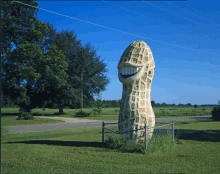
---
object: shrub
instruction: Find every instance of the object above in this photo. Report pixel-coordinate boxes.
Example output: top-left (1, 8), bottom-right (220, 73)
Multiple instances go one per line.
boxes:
top-left (74, 110), bottom-right (90, 117)
top-left (104, 133), bottom-right (146, 154)
top-left (91, 99), bottom-right (102, 116)
top-left (160, 110), bottom-right (169, 116)
top-left (211, 106), bottom-right (220, 121)
top-left (17, 110), bottom-right (34, 120)
top-left (114, 109), bottom-right (119, 114)
top-left (104, 129), bottom-right (180, 155)
top-left (93, 108), bottom-right (102, 116)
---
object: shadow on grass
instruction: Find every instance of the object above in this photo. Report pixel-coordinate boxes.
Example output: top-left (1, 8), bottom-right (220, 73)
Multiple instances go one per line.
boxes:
top-left (2, 129), bottom-right (220, 149)
top-left (173, 129), bottom-right (220, 142)
top-left (117, 128), bottom-right (220, 143)
top-left (3, 140), bottom-right (103, 148)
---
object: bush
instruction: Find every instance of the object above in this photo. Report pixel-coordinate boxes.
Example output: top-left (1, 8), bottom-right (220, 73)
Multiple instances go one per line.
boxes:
top-left (92, 99), bottom-right (102, 116)
top-left (74, 110), bottom-right (90, 117)
top-left (114, 109), bottom-right (119, 113)
top-left (104, 133), bottom-right (146, 154)
top-left (17, 111), bottom-right (34, 120)
top-left (104, 129), bottom-right (179, 155)
top-left (93, 108), bottom-right (102, 116)
top-left (211, 106), bottom-right (220, 121)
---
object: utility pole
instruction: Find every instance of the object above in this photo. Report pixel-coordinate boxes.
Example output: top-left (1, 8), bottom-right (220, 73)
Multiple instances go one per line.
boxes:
top-left (80, 70), bottom-right (83, 111)
top-left (0, 0), bottom-right (2, 115)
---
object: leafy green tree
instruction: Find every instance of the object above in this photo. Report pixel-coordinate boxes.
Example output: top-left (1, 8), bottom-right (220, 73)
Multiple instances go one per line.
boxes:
top-left (178, 103), bottom-right (184, 107)
top-left (1, 0), bottom-right (59, 114)
top-left (1, 0), bottom-right (49, 57)
top-left (37, 26), bottom-right (83, 113)
top-left (151, 100), bottom-right (156, 107)
top-left (39, 28), bottom-right (109, 113)
top-left (194, 104), bottom-right (197, 108)
top-left (161, 102), bottom-right (167, 107)
top-left (92, 98), bottom-right (102, 116)
top-left (156, 103), bottom-right (161, 107)
top-left (1, 94), bottom-right (18, 108)
top-left (187, 103), bottom-right (192, 107)
top-left (68, 42), bottom-right (110, 111)
top-left (3, 41), bottom-right (68, 115)
top-left (117, 99), bottom-right (121, 108)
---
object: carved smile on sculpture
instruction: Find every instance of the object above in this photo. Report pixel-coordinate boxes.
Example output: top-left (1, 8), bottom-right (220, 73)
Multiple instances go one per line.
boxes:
top-left (118, 63), bottom-right (146, 84)
top-left (117, 40), bottom-right (156, 143)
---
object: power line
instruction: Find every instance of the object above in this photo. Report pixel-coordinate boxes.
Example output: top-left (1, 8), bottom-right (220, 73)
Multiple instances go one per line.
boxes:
top-left (103, 0), bottom-right (218, 44)
top-left (164, 0), bottom-right (218, 26)
top-left (142, 0), bottom-right (202, 26)
top-left (185, 4), bottom-right (201, 12)
top-left (186, 3), bottom-right (219, 26)
top-left (12, 0), bottom-right (220, 56)
top-left (102, 0), bottom-right (171, 26)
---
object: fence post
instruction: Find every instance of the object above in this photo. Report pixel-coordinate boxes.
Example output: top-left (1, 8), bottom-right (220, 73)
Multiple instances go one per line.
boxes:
top-left (172, 121), bottom-right (174, 142)
top-left (145, 123), bottom-right (147, 149)
top-left (102, 122), bottom-right (105, 147)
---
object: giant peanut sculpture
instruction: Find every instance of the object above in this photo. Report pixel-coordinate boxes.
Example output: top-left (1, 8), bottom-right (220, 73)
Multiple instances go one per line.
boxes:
top-left (118, 41), bottom-right (155, 142)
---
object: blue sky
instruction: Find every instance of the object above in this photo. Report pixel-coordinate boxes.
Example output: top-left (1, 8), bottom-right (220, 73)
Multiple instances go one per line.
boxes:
top-left (28, 0), bottom-right (220, 105)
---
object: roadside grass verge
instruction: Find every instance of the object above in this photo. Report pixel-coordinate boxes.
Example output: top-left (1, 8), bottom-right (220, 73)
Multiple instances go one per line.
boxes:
top-left (1, 117), bottom-right (66, 127)
top-left (1, 107), bottom-right (213, 121)
top-left (2, 113), bottom-right (215, 128)
top-left (1, 119), bottom-right (220, 173)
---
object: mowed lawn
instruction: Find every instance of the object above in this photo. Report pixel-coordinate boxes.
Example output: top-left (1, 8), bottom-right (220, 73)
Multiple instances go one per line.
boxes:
top-left (1, 106), bottom-right (213, 122)
top-left (1, 110), bottom-right (220, 174)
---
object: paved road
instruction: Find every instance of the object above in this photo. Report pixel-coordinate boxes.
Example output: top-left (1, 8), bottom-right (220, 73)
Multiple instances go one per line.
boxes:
top-left (3, 115), bottom-right (213, 134)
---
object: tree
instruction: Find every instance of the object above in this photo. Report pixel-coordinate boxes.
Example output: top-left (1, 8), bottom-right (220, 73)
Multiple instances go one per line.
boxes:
top-left (32, 25), bottom-right (82, 113)
top-left (91, 98), bottom-right (102, 116)
top-left (187, 103), bottom-right (192, 107)
top-left (156, 103), bottom-right (161, 107)
top-left (72, 42), bottom-right (110, 110)
top-left (3, 41), bottom-right (68, 113)
top-left (39, 28), bottom-right (109, 113)
top-left (1, 0), bottom-right (62, 113)
top-left (172, 103), bottom-right (176, 107)
top-left (194, 104), bottom-right (197, 108)
top-left (161, 102), bottom-right (167, 107)
top-left (151, 100), bottom-right (156, 107)
top-left (178, 103), bottom-right (184, 107)
top-left (1, 0), bottom-right (50, 57)
top-left (1, 94), bottom-right (18, 108)
top-left (117, 99), bottom-right (121, 108)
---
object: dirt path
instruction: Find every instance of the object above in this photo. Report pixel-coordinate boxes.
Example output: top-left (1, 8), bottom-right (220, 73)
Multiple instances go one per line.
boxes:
top-left (4, 115), bottom-right (213, 134)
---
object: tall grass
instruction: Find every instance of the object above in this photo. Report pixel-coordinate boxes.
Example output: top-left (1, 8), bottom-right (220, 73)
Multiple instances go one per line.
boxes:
top-left (104, 126), bottom-right (181, 154)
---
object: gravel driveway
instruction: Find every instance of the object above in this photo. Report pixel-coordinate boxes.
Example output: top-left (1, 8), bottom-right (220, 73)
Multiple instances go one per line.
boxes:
top-left (3, 115), bottom-right (213, 135)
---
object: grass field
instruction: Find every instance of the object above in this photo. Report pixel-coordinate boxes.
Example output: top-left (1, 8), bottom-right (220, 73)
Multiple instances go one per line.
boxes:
top-left (1, 106), bottom-right (213, 121)
top-left (1, 117), bottom-right (220, 173)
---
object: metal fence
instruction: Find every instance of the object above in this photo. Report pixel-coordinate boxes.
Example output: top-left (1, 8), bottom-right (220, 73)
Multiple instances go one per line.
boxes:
top-left (102, 121), bottom-right (174, 149)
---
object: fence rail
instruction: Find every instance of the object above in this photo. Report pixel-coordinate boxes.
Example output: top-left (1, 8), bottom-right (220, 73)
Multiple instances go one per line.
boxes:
top-left (102, 121), bottom-right (174, 149)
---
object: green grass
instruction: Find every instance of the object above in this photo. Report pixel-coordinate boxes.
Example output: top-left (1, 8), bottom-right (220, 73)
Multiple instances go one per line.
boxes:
top-left (1, 119), bottom-right (220, 173)
top-left (1, 106), bottom-right (213, 121)
top-left (1, 115), bottom-right (169, 127)
top-left (1, 117), bottom-right (66, 126)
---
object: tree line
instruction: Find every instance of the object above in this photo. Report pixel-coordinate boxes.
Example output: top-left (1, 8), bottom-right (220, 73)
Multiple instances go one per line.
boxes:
top-left (1, 0), bottom-right (109, 114)
top-left (3, 95), bottom-right (215, 109)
